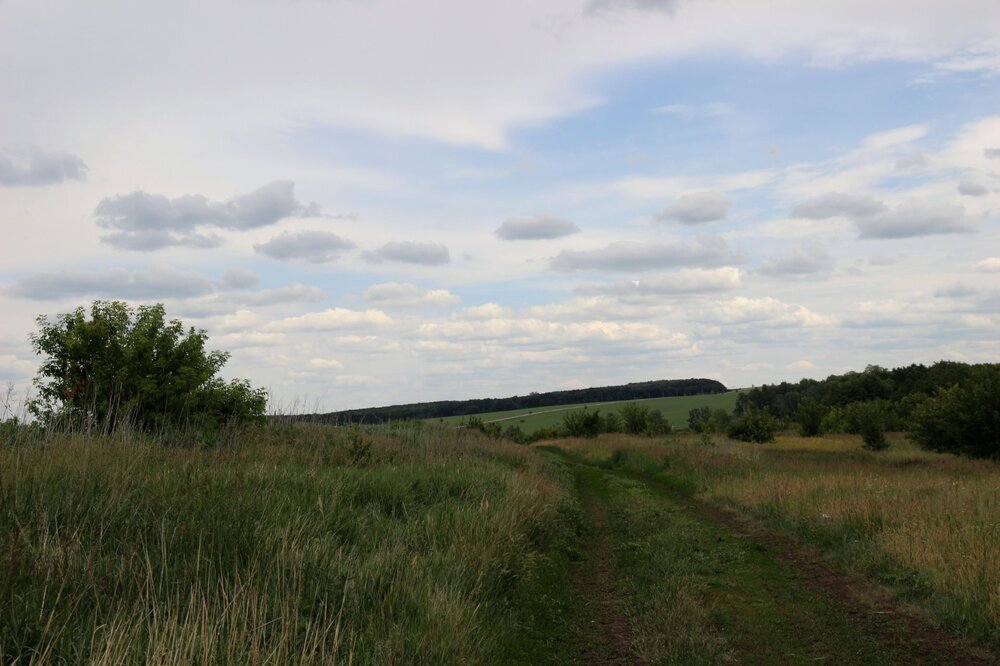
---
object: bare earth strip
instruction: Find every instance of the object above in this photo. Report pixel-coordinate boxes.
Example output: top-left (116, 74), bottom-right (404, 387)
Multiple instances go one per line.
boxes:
top-left (569, 470), bottom-right (647, 665)
top-left (548, 446), bottom-right (997, 665)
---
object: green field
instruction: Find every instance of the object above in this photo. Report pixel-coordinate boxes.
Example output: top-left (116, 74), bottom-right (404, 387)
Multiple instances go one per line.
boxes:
top-left (433, 391), bottom-right (740, 432)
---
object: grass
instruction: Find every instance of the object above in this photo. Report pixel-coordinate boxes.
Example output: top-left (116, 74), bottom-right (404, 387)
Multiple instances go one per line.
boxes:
top-left (432, 391), bottom-right (739, 432)
top-left (0, 423), bottom-right (579, 664)
top-left (551, 432), bottom-right (1000, 651)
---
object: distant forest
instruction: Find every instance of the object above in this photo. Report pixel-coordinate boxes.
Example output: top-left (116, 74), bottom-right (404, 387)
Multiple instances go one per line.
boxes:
top-left (302, 378), bottom-right (728, 424)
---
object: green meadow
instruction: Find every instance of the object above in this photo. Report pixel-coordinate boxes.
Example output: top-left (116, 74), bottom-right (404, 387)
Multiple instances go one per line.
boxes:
top-left (432, 391), bottom-right (740, 432)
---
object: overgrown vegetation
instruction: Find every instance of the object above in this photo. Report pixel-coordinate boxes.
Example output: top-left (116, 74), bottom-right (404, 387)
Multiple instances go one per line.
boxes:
top-left (0, 423), bottom-right (578, 664)
top-left (739, 361), bottom-right (1000, 458)
top-left (554, 434), bottom-right (1000, 651)
top-left (28, 301), bottom-right (266, 434)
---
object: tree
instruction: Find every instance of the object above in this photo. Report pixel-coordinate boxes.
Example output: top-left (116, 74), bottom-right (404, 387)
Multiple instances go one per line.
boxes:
top-left (796, 397), bottom-right (826, 437)
top-left (29, 301), bottom-right (266, 432)
top-left (563, 409), bottom-right (602, 438)
top-left (909, 366), bottom-right (1000, 459)
top-left (727, 407), bottom-right (778, 443)
top-left (620, 403), bottom-right (650, 435)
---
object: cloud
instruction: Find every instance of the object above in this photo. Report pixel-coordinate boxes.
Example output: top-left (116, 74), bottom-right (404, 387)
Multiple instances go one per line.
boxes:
top-left (495, 215), bottom-right (580, 240)
top-left (958, 180), bottom-right (989, 196)
top-left (934, 283), bottom-right (978, 298)
top-left (459, 303), bottom-right (511, 320)
top-left (653, 103), bottom-right (732, 120)
top-left (266, 308), bottom-right (393, 333)
top-left (585, 0), bottom-right (681, 15)
top-left (861, 124), bottom-right (928, 150)
top-left (693, 297), bottom-right (835, 328)
top-left (220, 269), bottom-right (259, 290)
top-left (5, 267), bottom-right (215, 300)
top-left (363, 241), bottom-right (450, 265)
top-left (254, 230), bottom-right (355, 263)
top-left (308, 357), bottom-right (344, 370)
top-left (0, 355), bottom-right (36, 381)
top-left (0, 146), bottom-right (87, 186)
top-left (791, 192), bottom-right (886, 219)
top-left (550, 234), bottom-right (740, 272)
top-left (855, 199), bottom-right (975, 239)
top-left (984, 148), bottom-right (1000, 159)
top-left (229, 284), bottom-right (325, 306)
top-left (757, 246), bottom-right (835, 277)
top-left (655, 191), bottom-right (730, 224)
top-left (579, 267), bottom-right (742, 296)
top-left (363, 282), bottom-right (460, 308)
top-left (972, 257), bottom-right (1000, 273)
top-left (95, 181), bottom-right (317, 250)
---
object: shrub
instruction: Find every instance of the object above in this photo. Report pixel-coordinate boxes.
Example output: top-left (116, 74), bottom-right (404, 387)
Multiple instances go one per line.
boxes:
top-left (620, 403), bottom-right (650, 435)
top-left (563, 409), bottom-right (602, 438)
top-left (796, 397), bottom-right (826, 437)
top-left (645, 410), bottom-right (672, 436)
top-left (602, 411), bottom-right (622, 433)
top-left (851, 401), bottom-right (889, 451)
top-left (727, 408), bottom-right (778, 443)
top-left (688, 406), bottom-right (712, 433)
top-left (28, 300), bottom-right (266, 433)
top-left (909, 366), bottom-right (1000, 459)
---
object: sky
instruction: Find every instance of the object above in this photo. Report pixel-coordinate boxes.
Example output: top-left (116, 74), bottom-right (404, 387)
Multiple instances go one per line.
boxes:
top-left (1, 0), bottom-right (999, 412)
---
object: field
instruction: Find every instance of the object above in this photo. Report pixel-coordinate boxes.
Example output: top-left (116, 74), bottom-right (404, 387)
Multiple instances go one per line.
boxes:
top-left (432, 390), bottom-right (740, 432)
top-left (2, 424), bottom-right (998, 664)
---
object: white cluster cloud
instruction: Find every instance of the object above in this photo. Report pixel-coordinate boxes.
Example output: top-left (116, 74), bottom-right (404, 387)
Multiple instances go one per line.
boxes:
top-left (363, 282), bottom-right (460, 308)
top-left (96, 181), bottom-right (317, 251)
top-left (0, 146), bottom-right (87, 187)
top-left (655, 191), bottom-right (730, 224)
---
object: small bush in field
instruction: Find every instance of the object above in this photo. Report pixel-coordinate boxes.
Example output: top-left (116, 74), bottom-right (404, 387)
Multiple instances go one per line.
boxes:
top-left (603, 411), bottom-right (622, 433)
top-left (727, 408), bottom-right (778, 443)
top-left (563, 409), bottom-right (602, 438)
top-left (620, 403), bottom-right (650, 435)
top-left (852, 402), bottom-right (889, 451)
top-left (796, 397), bottom-right (826, 437)
top-left (645, 410), bottom-right (672, 436)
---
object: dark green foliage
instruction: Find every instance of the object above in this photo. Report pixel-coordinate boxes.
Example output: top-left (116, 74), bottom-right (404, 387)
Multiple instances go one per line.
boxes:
top-left (796, 397), bottom-right (826, 437)
top-left (688, 406), bottom-right (712, 432)
top-left (310, 377), bottom-right (728, 424)
top-left (727, 408), bottom-right (778, 443)
top-left (562, 409), bottom-right (602, 438)
top-left (689, 405), bottom-right (732, 433)
top-left (465, 416), bottom-right (502, 438)
top-left (909, 366), bottom-right (1000, 459)
top-left (645, 410), bottom-right (672, 436)
top-left (602, 411), bottom-right (622, 433)
top-left (736, 361), bottom-right (992, 421)
top-left (620, 403), bottom-right (650, 435)
top-left (502, 424), bottom-right (527, 444)
top-left (28, 301), bottom-right (266, 432)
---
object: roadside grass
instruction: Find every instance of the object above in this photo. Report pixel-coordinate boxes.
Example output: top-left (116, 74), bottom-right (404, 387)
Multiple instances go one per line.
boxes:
top-left (551, 433), bottom-right (1000, 650)
top-left (432, 391), bottom-right (739, 432)
top-left (0, 423), bottom-right (579, 665)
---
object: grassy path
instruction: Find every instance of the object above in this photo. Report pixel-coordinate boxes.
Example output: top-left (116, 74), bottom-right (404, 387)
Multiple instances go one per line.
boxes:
top-left (540, 445), bottom-right (994, 665)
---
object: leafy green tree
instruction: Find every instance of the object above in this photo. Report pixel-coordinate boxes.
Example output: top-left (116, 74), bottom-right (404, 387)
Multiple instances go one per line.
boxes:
top-left (645, 409), bottom-right (671, 436)
top-left (29, 301), bottom-right (266, 432)
top-left (727, 407), bottom-right (778, 443)
top-left (909, 366), bottom-right (1000, 459)
top-left (688, 406), bottom-right (712, 433)
top-left (563, 409), bottom-right (602, 438)
top-left (620, 402), bottom-right (650, 435)
top-left (796, 397), bottom-right (826, 437)
top-left (602, 411), bottom-right (622, 433)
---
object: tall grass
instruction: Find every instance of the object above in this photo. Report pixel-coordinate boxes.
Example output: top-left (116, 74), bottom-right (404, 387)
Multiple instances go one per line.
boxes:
top-left (551, 433), bottom-right (1000, 648)
top-left (1, 423), bottom-right (575, 664)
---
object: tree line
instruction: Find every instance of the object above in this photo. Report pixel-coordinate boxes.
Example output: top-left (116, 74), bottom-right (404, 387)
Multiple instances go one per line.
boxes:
top-left (303, 378), bottom-right (728, 424)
